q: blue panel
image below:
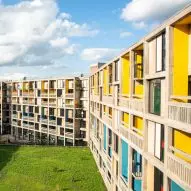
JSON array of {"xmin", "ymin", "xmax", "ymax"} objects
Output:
[
  {"xmin": 171, "ymin": 181, "xmax": 184, "ymax": 191},
  {"xmin": 104, "ymin": 125, "xmax": 107, "ymax": 150},
  {"xmin": 133, "ymin": 178, "xmax": 142, "ymax": 191},
  {"xmin": 122, "ymin": 139, "xmax": 128, "ymax": 181}
]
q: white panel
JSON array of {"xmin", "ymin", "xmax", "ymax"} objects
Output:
[
  {"xmin": 156, "ymin": 35, "xmax": 162, "ymax": 71},
  {"xmin": 148, "ymin": 39, "xmax": 156, "ymax": 75},
  {"xmin": 160, "ymin": 79, "xmax": 166, "ymax": 117},
  {"xmin": 147, "ymin": 121, "xmax": 155, "ymax": 155},
  {"xmin": 155, "ymin": 123, "xmax": 161, "ymax": 159}
]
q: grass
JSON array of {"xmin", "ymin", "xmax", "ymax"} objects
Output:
[{"xmin": 0, "ymin": 145, "xmax": 106, "ymax": 191}]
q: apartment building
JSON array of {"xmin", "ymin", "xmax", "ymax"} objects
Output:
[
  {"xmin": 89, "ymin": 5, "xmax": 191, "ymax": 191},
  {"xmin": 0, "ymin": 76, "xmax": 89, "ymax": 146}
]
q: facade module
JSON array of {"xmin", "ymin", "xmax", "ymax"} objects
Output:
[
  {"xmin": 0, "ymin": 4, "xmax": 191, "ymax": 191},
  {"xmin": 0, "ymin": 77, "xmax": 89, "ymax": 146}
]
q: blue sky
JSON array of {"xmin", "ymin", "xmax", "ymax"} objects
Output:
[{"xmin": 0, "ymin": 0, "xmax": 190, "ymax": 80}]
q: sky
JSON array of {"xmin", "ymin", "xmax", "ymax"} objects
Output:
[{"xmin": 0, "ymin": 0, "xmax": 190, "ymax": 80}]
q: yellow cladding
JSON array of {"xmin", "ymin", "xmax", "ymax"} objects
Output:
[
  {"xmin": 109, "ymin": 85, "xmax": 113, "ymax": 95},
  {"xmin": 103, "ymin": 67, "xmax": 109, "ymax": 95},
  {"xmin": 121, "ymin": 55, "xmax": 130, "ymax": 95},
  {"xmin": 122, "ymin": 112, "xmax": 129, "ymax": 127},
  {"xmin": 65, "ymin": 80, "xmax": 69, "ymax": 93},
  {"xmin": 133, "ymin": 116, "xmax": 143, "ymax": 133},
  {"xmin": 174, "ymin": 130, "xmax": 191, "ymax": 163},
  {"xmin": 94, "ymin": 74, "xmax": 98, "ymax": 95},
  {"xmin": 134, "ymin": 81, "xmax": 143, "ymax": 96},
  {"xmin": 173, "ymin": 25, "xmax": 189, "ymax": 102},
  {"xmin": 109, "ymin": 107, "xmax": 112, "ymax": 118}
]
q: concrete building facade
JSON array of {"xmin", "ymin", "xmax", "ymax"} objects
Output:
[{"xmin": 89, "ymin": 5, "xmax": 191, "ymax": 191}]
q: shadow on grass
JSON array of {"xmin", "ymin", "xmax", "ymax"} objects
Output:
[{"xmin": 0, "ymin": 145, "xmax": 20, "ymax": 172}]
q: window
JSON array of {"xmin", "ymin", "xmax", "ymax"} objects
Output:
[
  {"xmin": 156, "ymin": 32, "xmax": 166, "ymax": 72},
  {"xmin": 108, "ymin": 129, "xmax": 112, "ymax": 158},
  {"xmin": 148, "ymin": 121, "xmax": 164, "ymax": 161},
  {"xmin": 103, "ymin": 125, "xmax": 107, "ymax": 151},
  {"xmin": 121, "ymin": 139, "xmax": 128, "ymax": 181},
  {"xmin": 114, "ymin": 134, "xmax": 119, "ymax": 154},
  {"xmin": 149, "ymin": 79, "xmax": 161, "ymax": 115}
]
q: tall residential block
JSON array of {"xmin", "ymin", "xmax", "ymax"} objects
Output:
[{"xmin": 89, "ymin": 5, "xmax": 191, "ymax": 191}]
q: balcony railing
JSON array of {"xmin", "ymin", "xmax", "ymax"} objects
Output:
[
  {"xmin": 119, "ymin": 177, "xmax": 128, "ymax": 191},
  {"xmin": 102, "ymin": 95, "xmax": 113, "ymax": 105},
  {"xmin": 29, "ymin": 124, "xmax": 34, "ymax": 129},
  {"xmin": 41, "ymin": 93, "xmax": 48, "ymax": 97},
  {"xmin": 65, "ymin": 122, "xmax": 73, "ymax": 128},
  {"xmin": 118, "ymin": 95, "xmax": 130, "ymax": 108},
  {"xmin": 65, "ymin": 132, "xmax": 73, "ymax": 138},
  {"xmin": 168, "ymin": 101, "xmax": 191, "ymax": 125},
  {"xmin": 49, "ymin": 93, "xmax": 56, "ymax": 97},
  {"xmin": 90, "ymin": 94, "xmax": 99, "ymax": 102},
  {"xmin": 129, "ymin": 99, "xmax": 143, "ymax": 113},
  {"xmin": 65, "ymin": 94, "xmax": 74, "ymax": 98},
  {"xmin": 49, "ymin": 128, "xmax": 57, "ymax": 135},
  {"xmin": 102, "ymin": 113, "xmax": 112, "ymax": 127},
  {"xmin": 49, "ymin": 102, "xmax": 56, "ymax": 107},
  {"xmin": 167, "ymin": 147, "xmax": 191, "ymax": 188},
  {"xmin": 12, "ymin": 114, "xmax": 17, "ymax": 119},
  {"xmin": 120, "ymin": 125, "xmax": 143, "ymax": 151},
  {"xmin": 23, "ymin": 123, "xmax": 28, "ymax": 128},
  {"xmin": 41, "ymin": 127, "xmax": 48, "ymax": 133},
  {"xmin": 49, "ymin": 120, "xmax": 56, "ymax": 125},
  {"xmin": 41, "ymin": 119, "xmax": 48, "ymax": 124},
  {"xmin": 41, "ymin": 102, "xmax": 48, "ymax": 106}
]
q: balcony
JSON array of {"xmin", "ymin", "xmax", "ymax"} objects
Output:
[
  {"xmin": 167, "ymin": 146, "xmax": 191, "ymax": 188},
  {"xmin": 49, "ymin": 128, "xmax": 57, "ymax": 135},
  {"xmin": 49, "ymin": 102, "xmax": 56, "ymax": 107},
  {"xmin": 102, "ymin": 95, "xmax": 113, "ymax": 105},
  {"xmin": 29, "ymin": 124, "xmax": 34, "ymax": 130},
  {"xmin": 23, "ymin": 100, "xmax": 28, "ymax": 104},
  {"xmin": 118, "ymin": 95, "xmax": 130, "ymax": 108},
  {"xmin": 12, "ymin": 91, "xmax": 18, "ymax": 96},
  {"xmin": 129, "ymin": 99, "xmax": 143, "ymax": 113},
  {"xmin": 28, "ymin": 116, "xmax": 34, "ymax": 122},
  {"xmin": 65, "ymin": 122, "xmax": 73, "ymax": 128},
  {"xmin": 65, "ymin": 94, "xmax": 74, "ymax": 98},
  {"xmin": 102, "ymin": 113, "xmax": 112, "ymax": 127},
  {"xmin": 168, "ymin": 101, "xmax": 191, "ymax": 126},
  {"xmin": 41, "ymin": 101, "xmax": 48, "ymax": 106},
  {"xmin": 29, "ymin": 91, "xmax": 34, "ymax": 97},
  {"xmin": 65, "ymin": 132, "xmax": 73, "ymax": 138},
  {"xmin": 23, "ymin": 123, "xmax": 28, "ymax": 128},
  {"xmin": 41, "ymin": 127, "xmax": 48, "ymax": 133},
  {"xmin": 49, "ymin": 120, "xmax": 56, "ymax": 125},
  {"xmin": 90, "ymin": 93, "xmax": 99, "ymax": 102},
  {"xmin": 41, "ymin": 118, "xmax": 48, "ymax": 124},
  {"xmin": 12, "ymin": 121, "xmax": 17, "ymax": 126},
  {"xmin": 41, "ymin": 93, "xmax": 48, "ymax": 97},
  {"xmin": 120, "ymin": 125, "xmax": 143, "ymax": 151},
  {"xmin": 23, "ymin": 92, "xmax": 29, "ymax": 97},
  {"xmin": 12, "ymin": 114, "xmax": 17, "ymax": 119},
  {"xmin": 119, "ymin": 177, "xmax": 128, "ymax": 191},
  {"xmin": 49, "ymin": 93, "xmax": 56, "ymax": 97}
]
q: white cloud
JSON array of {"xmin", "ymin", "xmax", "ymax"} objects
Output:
[
  {"xmin": 120, "ymin": 31, "xmax": 133, "ymax": 38},
  {"xmin": 81, "ymin": 48, "xmax": 120, "ymax": 62},
  {"xmin": 0, "ymin": 0, "xmax": 99, "ymax": 66},
  {"xmin": 49, "ymin": 37, "xmax": 69, "ymax": 48},
  {"xmin": 121, "ymin": 0, "xmax": 190, "ymax": 28},
  {"xmin": 0, "ymin": 72, "xmax": 36, "ymax": 80},
  {"xmin": 132, "ymin": 21, "xmax": 148, "ymax": 29}
]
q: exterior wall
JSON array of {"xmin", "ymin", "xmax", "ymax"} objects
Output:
[
  {"xmin": 173, "ymin": 25, "xmax": 189, "ymax": 100},
  {"xmin": 1, "ymin": 77, "xmax": 89, "ymax": 146},
  {"xmin": 89, "ymin": 6, "xmax": 191, "ymax": 191}
]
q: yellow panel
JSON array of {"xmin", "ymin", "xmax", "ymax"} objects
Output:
[
  {"xmin": 65, "ymin": 80, "xmax": 69, "ymax": 94},
  {"xmin": 174, "ymin": 130, "xmax": 191, "ymax": 163},
  {"xmin": 173, "ymin": 25, "xmax": 189, "ymax": 102},
  {"xmin": 122, "ymin": 112, "xmax": 129, "ymax": 127},
  {"xmin": 103, "ymin": 67, "xmax": 109, "ymax": 95},
  {"xmin": 134, "ymin": 81, "xmax": 143, "ymax": 96},
  {"xmin": 121, "ymin": 56, "xmax": 130, "ymax": 95},
  {"xmin": 134, "ymin": 116, "xmax": 143, "ymax": 132}
]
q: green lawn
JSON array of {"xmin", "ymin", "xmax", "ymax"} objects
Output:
[{"xmin": 0, "ymin": 146, "xmax": 106, "ymax": 191}]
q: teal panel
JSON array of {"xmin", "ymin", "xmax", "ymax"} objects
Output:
[{"xmin": 122, "ymin": 139, "xmax": 128, "ymax": 181}]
